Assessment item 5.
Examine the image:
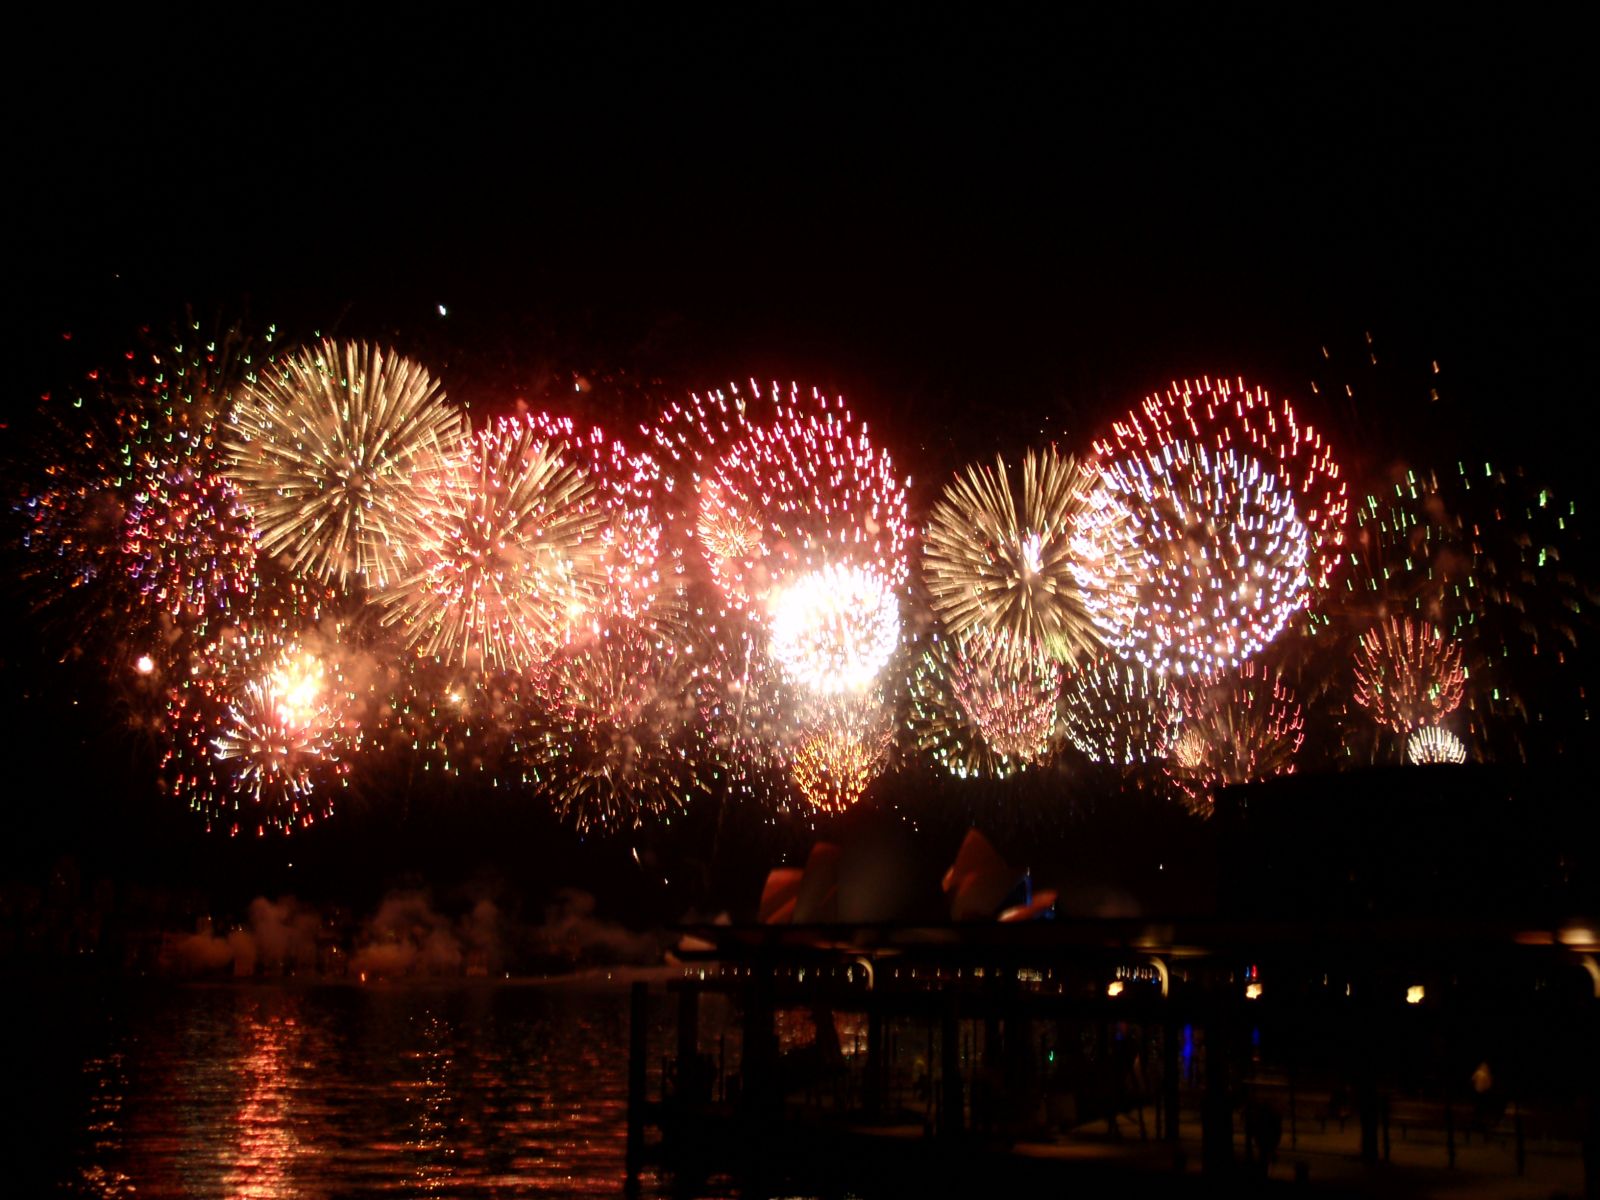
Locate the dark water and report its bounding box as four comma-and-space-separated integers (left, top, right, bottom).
13, 979, 712, 1198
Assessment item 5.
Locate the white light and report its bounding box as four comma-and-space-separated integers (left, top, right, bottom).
1020, 530, 1045, 575
1406, 985, 1425, 1005
134, 655, 155, 676
768, 563, 900, 695
1407, 725, 1467, 765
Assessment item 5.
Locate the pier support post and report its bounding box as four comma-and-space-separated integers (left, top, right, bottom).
865, 1004, 885, 1117
677, 986, 700, 1075
740, 961, 778, 1116
1163, 1019, 1180, 1143
1201, 1024, 1235, 1177
626, 981, 648, 1188
1357, 1061, 1379, 1165
940, 992, 964, 1137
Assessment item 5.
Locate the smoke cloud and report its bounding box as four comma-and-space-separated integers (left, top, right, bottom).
531, 887, 663, 966
158, 887, 658, 978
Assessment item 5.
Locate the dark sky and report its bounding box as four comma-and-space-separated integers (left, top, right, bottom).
11, 10, 1590, 467
3, 9, 1592, 917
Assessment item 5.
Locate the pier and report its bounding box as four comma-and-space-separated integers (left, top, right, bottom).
625, 770, 1599, 1195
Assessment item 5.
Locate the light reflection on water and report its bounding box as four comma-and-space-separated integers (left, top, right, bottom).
22, 981, 711, 1199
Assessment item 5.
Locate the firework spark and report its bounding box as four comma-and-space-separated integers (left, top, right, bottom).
923, 447, 1137, 667
378, 416, 608, 672
1163, 663, 1304, 816
1407, 725, 1468, 765
645, 383, 761, 552
1352, 617, 1465, 732
226, 339, 464, 588
370, 658, 527, 781
114, 313, 279, 479
693, 613, 799, 809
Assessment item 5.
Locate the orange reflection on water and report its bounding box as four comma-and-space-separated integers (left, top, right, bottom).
221, 1014, 301, 1199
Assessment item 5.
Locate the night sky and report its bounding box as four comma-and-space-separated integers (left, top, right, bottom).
4, 11, 1592, 926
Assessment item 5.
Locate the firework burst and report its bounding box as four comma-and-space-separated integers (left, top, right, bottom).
1096, 376, 1347, 588
206, 644, 359, 834
226, 339, 464, 588
155, 565, 343, 833
923, 447, 1137, 667
1087, 439, 1313, 674
1060, 655, 1178, 766
696, 477, 764, 562
1163, 663, 1304, 816
1307, 461, 1594, 758
14, 312, 275, 655
905, 633, 1023, 779
378, 416, 608, 672
767, 562, 902, 695
515, 411, 675, 623
519, 620, 718, 831
1407, 725, 1468, 765
788, 695, 896, 815
945, 632, 1062, 764
1352, 617, 1465, 733
699, 383, 910, 614
120, 468, 257, 622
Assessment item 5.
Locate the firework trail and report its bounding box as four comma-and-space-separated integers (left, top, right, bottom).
904, 632, 1027, 780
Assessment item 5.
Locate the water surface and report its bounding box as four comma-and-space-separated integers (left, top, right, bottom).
16, 979, 704, 1198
